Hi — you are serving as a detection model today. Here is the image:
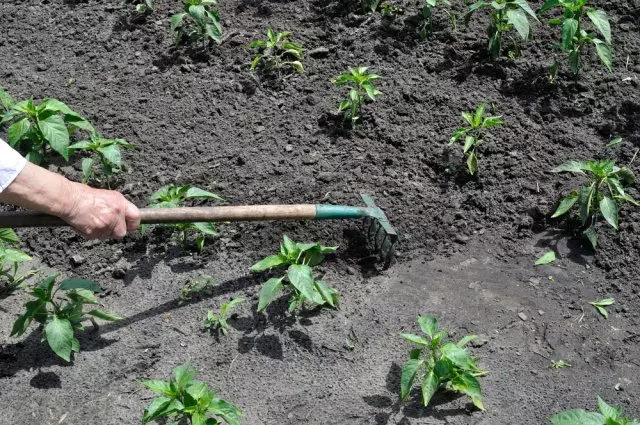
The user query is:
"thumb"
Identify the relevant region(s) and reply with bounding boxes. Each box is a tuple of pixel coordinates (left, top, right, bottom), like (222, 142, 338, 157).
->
(124, 200, 141, 232)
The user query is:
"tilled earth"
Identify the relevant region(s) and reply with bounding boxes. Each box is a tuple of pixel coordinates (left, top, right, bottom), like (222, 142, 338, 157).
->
(0, 0, 639, 424)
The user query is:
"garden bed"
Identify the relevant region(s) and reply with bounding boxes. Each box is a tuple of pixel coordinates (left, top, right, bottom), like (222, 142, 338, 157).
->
(1, 0, 639, 424)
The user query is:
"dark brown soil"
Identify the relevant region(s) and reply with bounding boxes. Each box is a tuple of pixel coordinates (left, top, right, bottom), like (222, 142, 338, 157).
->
(1, 0, 639, 424)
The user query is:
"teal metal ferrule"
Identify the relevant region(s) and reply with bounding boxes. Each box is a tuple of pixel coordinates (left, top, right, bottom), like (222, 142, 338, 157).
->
(314, 205, 373, 220)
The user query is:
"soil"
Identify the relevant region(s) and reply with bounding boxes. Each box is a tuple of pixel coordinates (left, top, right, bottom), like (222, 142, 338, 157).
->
(1, 0, 640, 424)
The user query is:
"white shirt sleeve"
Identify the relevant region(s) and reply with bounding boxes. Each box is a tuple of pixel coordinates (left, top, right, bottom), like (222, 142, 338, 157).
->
(0, 138, 27, 193)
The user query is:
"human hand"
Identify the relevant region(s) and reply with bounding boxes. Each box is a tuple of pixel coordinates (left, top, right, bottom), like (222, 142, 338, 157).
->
(62, 182, 141, 240)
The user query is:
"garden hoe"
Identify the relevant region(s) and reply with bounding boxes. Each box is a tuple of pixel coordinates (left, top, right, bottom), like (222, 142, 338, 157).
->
(0, 193, 398, 268)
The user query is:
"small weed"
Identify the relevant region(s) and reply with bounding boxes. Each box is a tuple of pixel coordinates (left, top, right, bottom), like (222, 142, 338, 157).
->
(550, 359, 572, 369)
(538, 0, 612, 77)
(248, 29, 304, 76)
(465, 0, 538, 58)
(251, 235, 339, 314)
(590, 298, 614, 319)
(549, 396, 639, 425)
(551, 159, 638, 249)
(10, 274, 121, 361)
(142, 363, 243, 425)
(171, 0, 222, 47)
(69, 133, 134, 187)
(146, 185, 224, 252)
(400, 316, 487, 410)
(203, 297, 245, 336)
(0, 228, 38, 298)
(125, 0, 155, 13)
(449, 104, 503, 175)
(333, 67, 382, 126)
(180, 275, 215, 304)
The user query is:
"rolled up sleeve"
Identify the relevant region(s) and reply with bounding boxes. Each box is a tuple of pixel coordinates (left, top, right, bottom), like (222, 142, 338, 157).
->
(0, 139, 27, 193)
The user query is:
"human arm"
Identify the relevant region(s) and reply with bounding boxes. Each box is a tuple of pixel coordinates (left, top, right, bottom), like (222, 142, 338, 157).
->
(0, 139, 140, 239)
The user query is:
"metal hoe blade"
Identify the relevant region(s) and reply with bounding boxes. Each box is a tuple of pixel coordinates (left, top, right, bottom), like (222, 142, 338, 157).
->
(360, 193, 398, 269)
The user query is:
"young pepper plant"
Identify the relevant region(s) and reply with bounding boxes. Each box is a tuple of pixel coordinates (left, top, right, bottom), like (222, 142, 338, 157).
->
(248, 29, 304, 76)
(127, 0, 155, 13)
(10, 274, 121, 361)
(420, 0, 457, 40)
(0, 228, 38, 298)
(171, 0, 223, 47)
(465, 0, 538, 58)
(449, 104, 503, 175)
(538, 0, 612, 76)
(142, 363, 243, 425)
(69, 133, 134, 187)
(0, 97, 94, 164)
(147, 184, 223, 252)
(549, 396, 640, 425)
(251, 235, 339, 313)
(400, 316, 487, 410)
(551, 159, 638, 249)
(333, 67, 382, 126)
(203, 297, 245, 336)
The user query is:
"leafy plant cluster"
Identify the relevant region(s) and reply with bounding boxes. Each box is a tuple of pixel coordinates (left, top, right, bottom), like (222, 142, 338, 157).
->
(0, 88, 133, 186)
(251, 235, 339, 313)
(146, 184, 223, 252)
(203, 297, 244, 336)
(10, 274, 121, 361)
(171, 0, 223, 47)
(332, 67, 382, 126)
(142, 363, 243, 425)
(248, 29, 304, 76)
(549, 396, 640, 425)
(0, 228, 37, 298)
(401, 316, 486, 410)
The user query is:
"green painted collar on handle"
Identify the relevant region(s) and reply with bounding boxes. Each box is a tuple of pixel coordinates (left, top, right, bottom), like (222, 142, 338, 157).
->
(314, 204, 378, 220)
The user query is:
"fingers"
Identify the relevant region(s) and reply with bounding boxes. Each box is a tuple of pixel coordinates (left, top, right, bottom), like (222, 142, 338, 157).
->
(125, 200, 141, 232)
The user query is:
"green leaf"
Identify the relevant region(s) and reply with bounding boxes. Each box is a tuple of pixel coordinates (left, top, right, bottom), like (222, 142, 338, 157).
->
(7, 117, 31, 146)
(257, 278, 284, 312)
(590, 298, 614, 319)
(10, 299, 47, 337)
(208, 398, 243, 425)
(59, 278, 102, 292)
(143, 380, 176, 397)
(400, 358, 423, 401)
(578, 184, 595, 227)
(450, 128, 468, 144)
(282, 235, 297, 256)
(568, 49, 581, 75)
(0, 228, 20, 243)
(142, 397, 184, 424)
(552, 192, 579, 218)
(0, 88, 14, 110)
(400, 333, 431, 346)
(587, 9, 611, 44)
(606, 136, 623, 147)
(456, 335, 478, 347)
(585, 227, 597, 249)
(185, 187, 224, 201)
(67, 288, 99, 304)
(314, 280, 337, 308)
(593, 39, 613, 72)
(463, 136, 475, 154)
(44, 316, 77, 362)
(549, 409, 605, 425)
(599, 196, 618, 230)
(192, 222, 217, 236)
(251, 254, 289, 272)
(441, 342, 478, 371)
(552, 160, 589, 174)
(506, 8, 530, 41)
(82, 157, 94, 184)
(63, 114, 94, 133)
(451, 373, 484, 410)
(87, 309, 122, 321)
(287, 264, 322, 305)
(561, 18, 578, 50)
(174, 363, 198, 393)
(467, 151, 478, 175)
(250, 54, 262, 71)
(535, 251, 556, 266)
(38, 114, 70, 160)
(514, 0, 537, 20)
(1, 248, 32, 263)
(597, 396, 620, 420)
(170, 12, 186, 32)
(538, 0, 559, 14)
(422, 370, 439, 407)
(97, 144, 121, 168)
(417, 316, 438, 339)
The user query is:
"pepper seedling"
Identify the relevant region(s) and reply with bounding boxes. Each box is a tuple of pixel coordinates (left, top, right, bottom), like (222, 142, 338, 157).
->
(203, 297, 245, 336)
(171, 0, 223, 47)
(69, 133, 134, 187)
(146, 184, 224, 252)
(465, 0, 538, 58)
(551, 159, 638, 249)
(537, 0, 612, 76)
(0, 228, 38, 298)
(449, 104, 503, 175)
(333, 67, 382, 126)
(10, 273, 121, 361)
(400, 316, 487, 410)
(251, 235, 339, 314)
(128, 0, 155, 13)
(549, 396, 640, 425)
(142, 363, 243, 425)
(420, 0, 457, 40)
(0, 95, 95, 164)
(248, 28, 304, 76)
